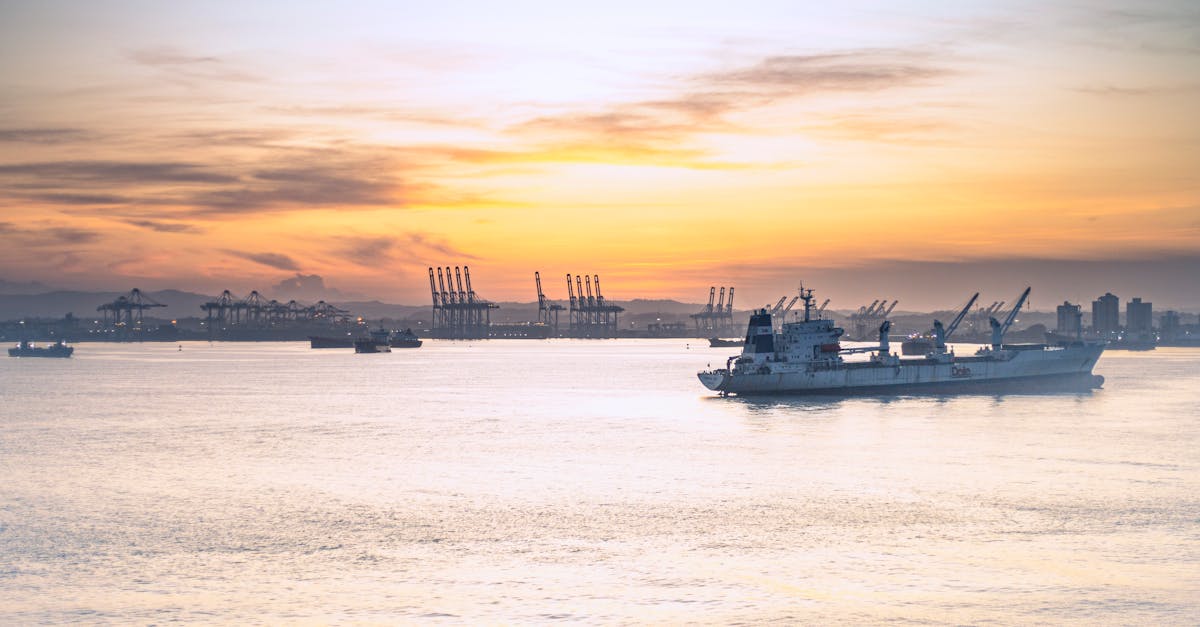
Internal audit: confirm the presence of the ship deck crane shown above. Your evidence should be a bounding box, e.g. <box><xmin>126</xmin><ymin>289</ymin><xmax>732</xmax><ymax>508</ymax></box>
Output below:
<box><xmin>989</xmin><ymin>287</ymin><xmax>1031</xmax><ymax>347</ymax></box>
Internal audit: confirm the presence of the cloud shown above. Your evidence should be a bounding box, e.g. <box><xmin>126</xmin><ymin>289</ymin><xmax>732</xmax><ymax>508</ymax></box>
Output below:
<box><xmin>0</xmin><ymin>160</ymin><xmax>238</xmax><ymax>185</ymax></box>
<box><xmin>703</xmin><ymin>50</ymin><xmax>952</xmax><ymax>94</ymax></box>
<box><xmin>331</xmin><ymin>232</ymin><xmax>480</xmax><ymax>267</ymax></box>
<box><xmin>0</xmin><ymin>128</ymin><xmax>93</xmax><ymax>144</ymax></box>
<box><xmin>187</xmin><ymin>160</ymin><xmax>403</xmax><ymax>214</ymax></box>
<box><xmin>406</xmin><ymin>233</ymin><xmax>479</xmax><ymax>259</ymax></box>
<box><xmin>126</xmin><ymin>46</ymin><xmax>260</xmax><ymax>82</ymax></box>
<box><xmin>1072</xmin><ymin>83</ymin><xmax>1198</xmax><ymax>96</ymax></box>
<box><xmin>23</xmin><ymin>192</ymin><xmax>134</xmax><ymax>205</ymax></box>
<box><xmin>335</xmin><ymin>236</ymin><xmax>398</xmax><ymax>267</ymax></box>
<box><xmin>270</xmin><ymin>274</ymin><xmax>351</xmax><ymax>301</ymax></box>
<box><xmin>121</xmin><ymin>219</ymin><xmax>203</xmax><ymax>234</ymax></box>
<box><xmin>499</xmin><ymin>48</ymin><xmax>955</xmax><ymax>168</ymax></box>
<box><xmin>0</xmin><ymin>221</ymin><xmax>102</xmax><ymax>247</ymax></box>
<box><xmin>0</xmin><ymin>148</ymin><xmax>427</xmax><ymax>216</ymax></box>
<box><xmin>224</xmin><ymin>250</ymin><xmax>302</xmax><ymax>271</ymax></box>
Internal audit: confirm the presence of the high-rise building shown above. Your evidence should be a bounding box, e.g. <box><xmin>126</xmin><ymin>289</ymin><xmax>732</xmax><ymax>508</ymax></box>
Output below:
<box><xmin>1127</xmin><ymin>297</ymin><xmax>1153</xmax><ymax>333</ymax></box>
<box><xmin>1092</xmin><ymin>292</ymin><xmax>1120</xmax><ymax>336</ymax></box>
<box><xmin>1161</xmin><ymin>310</ymin><xmax>1181</xmax><ymax>340</ymax></box>
<box><xmin>1056</xmin><ymin>301</ymin><xmax>1082</xmax><ymax>337</ymax></box>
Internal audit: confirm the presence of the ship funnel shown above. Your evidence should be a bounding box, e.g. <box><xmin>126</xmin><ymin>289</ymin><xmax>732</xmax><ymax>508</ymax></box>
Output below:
<box><xmin>879</xmin><ymin>320</ymin><xmax>892</xmax><ymax>353</ymax></box>
<box><xmin>745</xmin><ymin>308</ymin><xmax>775</xmax><ymax>354</ymax></box>
<box><xmin>933</xmin><ymin>319</ymin><xmax>946</xmax><ymax>351</ymax></box>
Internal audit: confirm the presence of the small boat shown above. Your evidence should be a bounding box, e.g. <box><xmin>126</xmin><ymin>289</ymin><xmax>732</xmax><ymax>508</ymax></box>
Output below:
<box><xmin>388</xmin><ymin>328</ymin><xmax>423</xmax><ymax>348</ymax></box>
<box><xmin>8</xmin><ymin>340</ymin><xmax>74</xmax><ymax>358</ymax></box>
<box><xmin>354</xmin><ymin>328</ymin><xmax>392</xmax><ymax>353</ymax></box>
<box><xmin>309</xmin><ymin>335</ymin><xmax>355</xmax><ymax>349</ymax></box>
<box><xmin>708</xmin><ymin>337</ymin><xmax>742</xmax><ymax>348</ymax></box>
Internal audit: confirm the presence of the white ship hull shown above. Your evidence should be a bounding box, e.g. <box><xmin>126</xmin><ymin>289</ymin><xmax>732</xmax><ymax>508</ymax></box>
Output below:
<box><xmin>699</xmin><ymin>343</ymin><xmax>1104</xmax><ymax>395</ymax></box>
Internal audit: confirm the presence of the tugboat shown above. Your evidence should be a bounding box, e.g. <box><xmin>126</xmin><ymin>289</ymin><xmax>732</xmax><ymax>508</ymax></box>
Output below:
<box><xmin>388</xmin><ymin>328</ymin><xmax>423</xmax><ymax>348</ymax></box>
<box><xmin>708</xmin><ymin>337</ymin><xmax>742</xmax><ymax>348</ymax></box>
<box><xmin>354</xmin><ymin>328</ymin><xmax>392</xmax><ymax>353</ymax></box>
<box><xmin>698</xmin><ymin>287</ymin><xmax>1105</xmax><ymax>396</ymax></box>
<box><xmin>8</xmin><ymin>340</ymin><xmax>74</xmax><ymax>358</ymax></box>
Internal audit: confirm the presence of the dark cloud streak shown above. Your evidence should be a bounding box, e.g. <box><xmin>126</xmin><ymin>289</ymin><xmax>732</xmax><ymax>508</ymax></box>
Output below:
<box><xmin>224</xmin><ymin>250</ymin><xmax>302</xmax><ymax>272</ymax></box>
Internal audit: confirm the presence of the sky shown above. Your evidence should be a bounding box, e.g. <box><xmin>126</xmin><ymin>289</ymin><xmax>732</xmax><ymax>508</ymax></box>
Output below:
<box><xmin>1</xmin><ymin>0</ymin><xmax>1198</xmax><ymax>310</ymax></box>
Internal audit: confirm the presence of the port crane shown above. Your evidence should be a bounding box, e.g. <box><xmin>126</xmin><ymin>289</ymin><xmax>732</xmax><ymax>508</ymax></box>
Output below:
<box><xmin>97</xmin><ymin>288</ymin><xmax>167</xmax><ymax>326</ymax></box>
<box><xmin>691</xmin><ymin>286</ymin><xmax>735</xmax><ymax>336</ymax></box>
<box><xmin>534</xmin><ymin>272</ymin><xmax>564</xmax><ymax>329</ymax></box>
<box><xmin>816</xmin><ymin>298</ymin><xmax>830</xmax><ymax>317</ymax></box>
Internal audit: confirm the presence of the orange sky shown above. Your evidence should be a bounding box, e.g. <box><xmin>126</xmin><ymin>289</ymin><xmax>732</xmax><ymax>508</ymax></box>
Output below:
<box><xmin>1</xmin><ymin>2</ymin><xmax>1198</xmax><ymax>308</ymax></box>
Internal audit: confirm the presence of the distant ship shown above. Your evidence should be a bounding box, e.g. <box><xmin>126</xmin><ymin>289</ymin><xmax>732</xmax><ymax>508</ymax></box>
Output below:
<box><xmin>8</xmin><ymin>340</ymin><xmax>74</xmax><ymax>358</ymax></box>
<box><xmin>309</xmin><ymin>335</ymin><xmax>355</xmax><ymax>349</ymax></box>
<box><xmin>708</xmin><ymin>337</ymin><xmax>742</xmax><ymax>348</ymax></box>
<box><xmin>698</xmin><ymin>287</ymin><xmax>1105</xmax><ymax>396</ymax></box>
<box><xmin>354</xmin><ymin>328</ymin><xmax>394</xmax><ymax>353</ymax></box>
<box><xmin>388</xmin><ymin>328</ymin><xmax>423</xmax><ymax>348</ymax></box>
<box><xmin>900</xmin><ymin>334</ymin><xmax>933</xmax><ymax>355</ymax></box>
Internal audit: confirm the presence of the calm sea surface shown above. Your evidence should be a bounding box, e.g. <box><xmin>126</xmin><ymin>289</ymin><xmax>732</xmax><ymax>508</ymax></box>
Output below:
<box><xmin>2</xmin><ymin>340</ymin><xmax>1198</xmax><ymax>624</ymax></box>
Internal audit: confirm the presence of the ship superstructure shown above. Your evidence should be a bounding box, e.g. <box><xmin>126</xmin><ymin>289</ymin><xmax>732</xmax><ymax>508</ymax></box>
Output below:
<box><xmin>698</xmin><ymin>287</ymin><xmax>1105</xmax><ymax>395</ymax></box>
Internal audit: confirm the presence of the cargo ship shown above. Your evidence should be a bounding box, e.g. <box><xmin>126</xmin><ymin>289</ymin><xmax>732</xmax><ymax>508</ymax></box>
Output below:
<box><xmin>698</xmin><ymin>287</ymin><xmax>1105</xmax><ymax>396</ymax></box>
<box><xmin>388</xmin><ymin>328</ymin><xmax>423</xmax><ymax>348</ymax></box>
<box><xmin>8</xmin><ymin>340</ymin><xmax>74</xmax><ymax>358</ymax></box>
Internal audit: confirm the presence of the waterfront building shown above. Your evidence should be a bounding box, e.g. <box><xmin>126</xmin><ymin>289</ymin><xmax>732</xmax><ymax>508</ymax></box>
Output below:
<box><xmin>1056</xmin><ymin>301</ymin><xmax>1082</xmax><ymax>337</ymax></box>
<box><xmin>1092</xmin><ymin>292</ymin><xmax>1120</xmax><ymax>335</ymax></box>
<box><xmin>1127</xmin><ymin>297</ymin><xmax>1153</xmax><ymax>333</ymax></box>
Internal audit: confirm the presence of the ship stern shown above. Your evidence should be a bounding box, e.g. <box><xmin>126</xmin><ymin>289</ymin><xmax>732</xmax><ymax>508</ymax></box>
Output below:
<box><xmin>697</xmin><ymin>369</ymin><xmax>730</xmax><ymax>392</ymax></box>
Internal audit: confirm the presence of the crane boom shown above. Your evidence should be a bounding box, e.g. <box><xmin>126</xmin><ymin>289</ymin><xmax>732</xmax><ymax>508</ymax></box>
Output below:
<box><xmin>770</xmin><ymin>296</ymin><xmax>787</xmax><ymax>314</ymax></box>
<box><xmin>726</xmin><ymin>287</ymin><xmax>734</xmax><ymax>313</ymax></box>
<box><xmin>706</xmin><ymin>287</ymin><xmax>715</xmax><ymax>313</ymax></box>
<box><xmin>943</xmin><ymin>293</ymin><xmax>979</xmax><ymax>339</ymax></box>
<box><xmin>999</xmin><ymin>287</ymin><xmax>1031</xmax><ymax>335</ymax></box>
<box><xmin>782</xmin><ymin>295</ymin><xmax>800</xmax><ymax>316</ymax></box>
<box><xmin>716</xmin><ymin>288</ymin><xmax>726</xmax><ymax>311</ymax></box>
<box><xmin>883</xmin><ymin>300</ymin><xmax>898</xmax><ymax>317</ymax></box>
<box><xmin>565</xmin><ymin>274</ymin><xmax>577</xmax><ymax>308</ymax></box>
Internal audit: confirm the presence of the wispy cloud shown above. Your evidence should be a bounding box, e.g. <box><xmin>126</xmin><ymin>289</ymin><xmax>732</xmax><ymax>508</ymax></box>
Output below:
<box><xmin>224</xmin><ymin>250</ymin><xmax>301</xmax><ymax>272</ymax></box>
<box><xmin>0</xmin><ymin>128</ymin><xmax>93</xmax><ymax>144</ymax></box>
<box><xmin>1072</xmin><ymin>83</ymin><xmax>1199</xmax><ymax>96</ymax></box>
<box><xmin>0</xmin><ymin>161</ymin><xmax>238</xmax><ymax>185</ymax></box>
<box><xmin>126</xmin><ymin>46</ymin><xmax>260</xmax><ymax>82</ymax></box>
<box><xmin>0</xmin><ymin>221</ymin><xmax>103</xmax><ymax>247</ymax></box>
<box><xmin>703</xmin><ymin>50</ymin><xmax>952</xmax><ymax>94</ymax></box>
<box><xmin>121</xmin><ymin>219</ymin><xmax>204</xmax><ymax>234</ymax></box>
<box><xmin>331</xmin><ymin>232</ymin><xmax>480</xmax><ymax>267</ymax></box>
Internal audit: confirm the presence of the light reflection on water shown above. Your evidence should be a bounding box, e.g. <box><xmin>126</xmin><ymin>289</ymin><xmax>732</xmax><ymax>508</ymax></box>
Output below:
<box><xmin>1</xmin><ymin>340</ymin><xmax>1198</xmax><ymax>623</ymax></box>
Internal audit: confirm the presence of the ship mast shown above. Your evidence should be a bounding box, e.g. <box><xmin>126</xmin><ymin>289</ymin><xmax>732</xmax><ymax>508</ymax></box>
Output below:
<box><xmin>799</xmin><ymin>286</ymin><xmax>815</xmax><ymax>322</ymax></box>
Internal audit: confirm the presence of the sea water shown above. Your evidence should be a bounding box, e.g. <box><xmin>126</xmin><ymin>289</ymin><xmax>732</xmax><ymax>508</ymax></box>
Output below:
<box><xmin>2</xmin><ymin>341</ymin><xmax>1197</xmax><ymax>623</ymax></box>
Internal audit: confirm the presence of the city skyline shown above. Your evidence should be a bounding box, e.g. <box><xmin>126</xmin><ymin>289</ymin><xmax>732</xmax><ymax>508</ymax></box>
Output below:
<box><xmin>2</xmin><ymin>1</ymin><xmax>1198</xmax><ymax>309</ymax></box>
